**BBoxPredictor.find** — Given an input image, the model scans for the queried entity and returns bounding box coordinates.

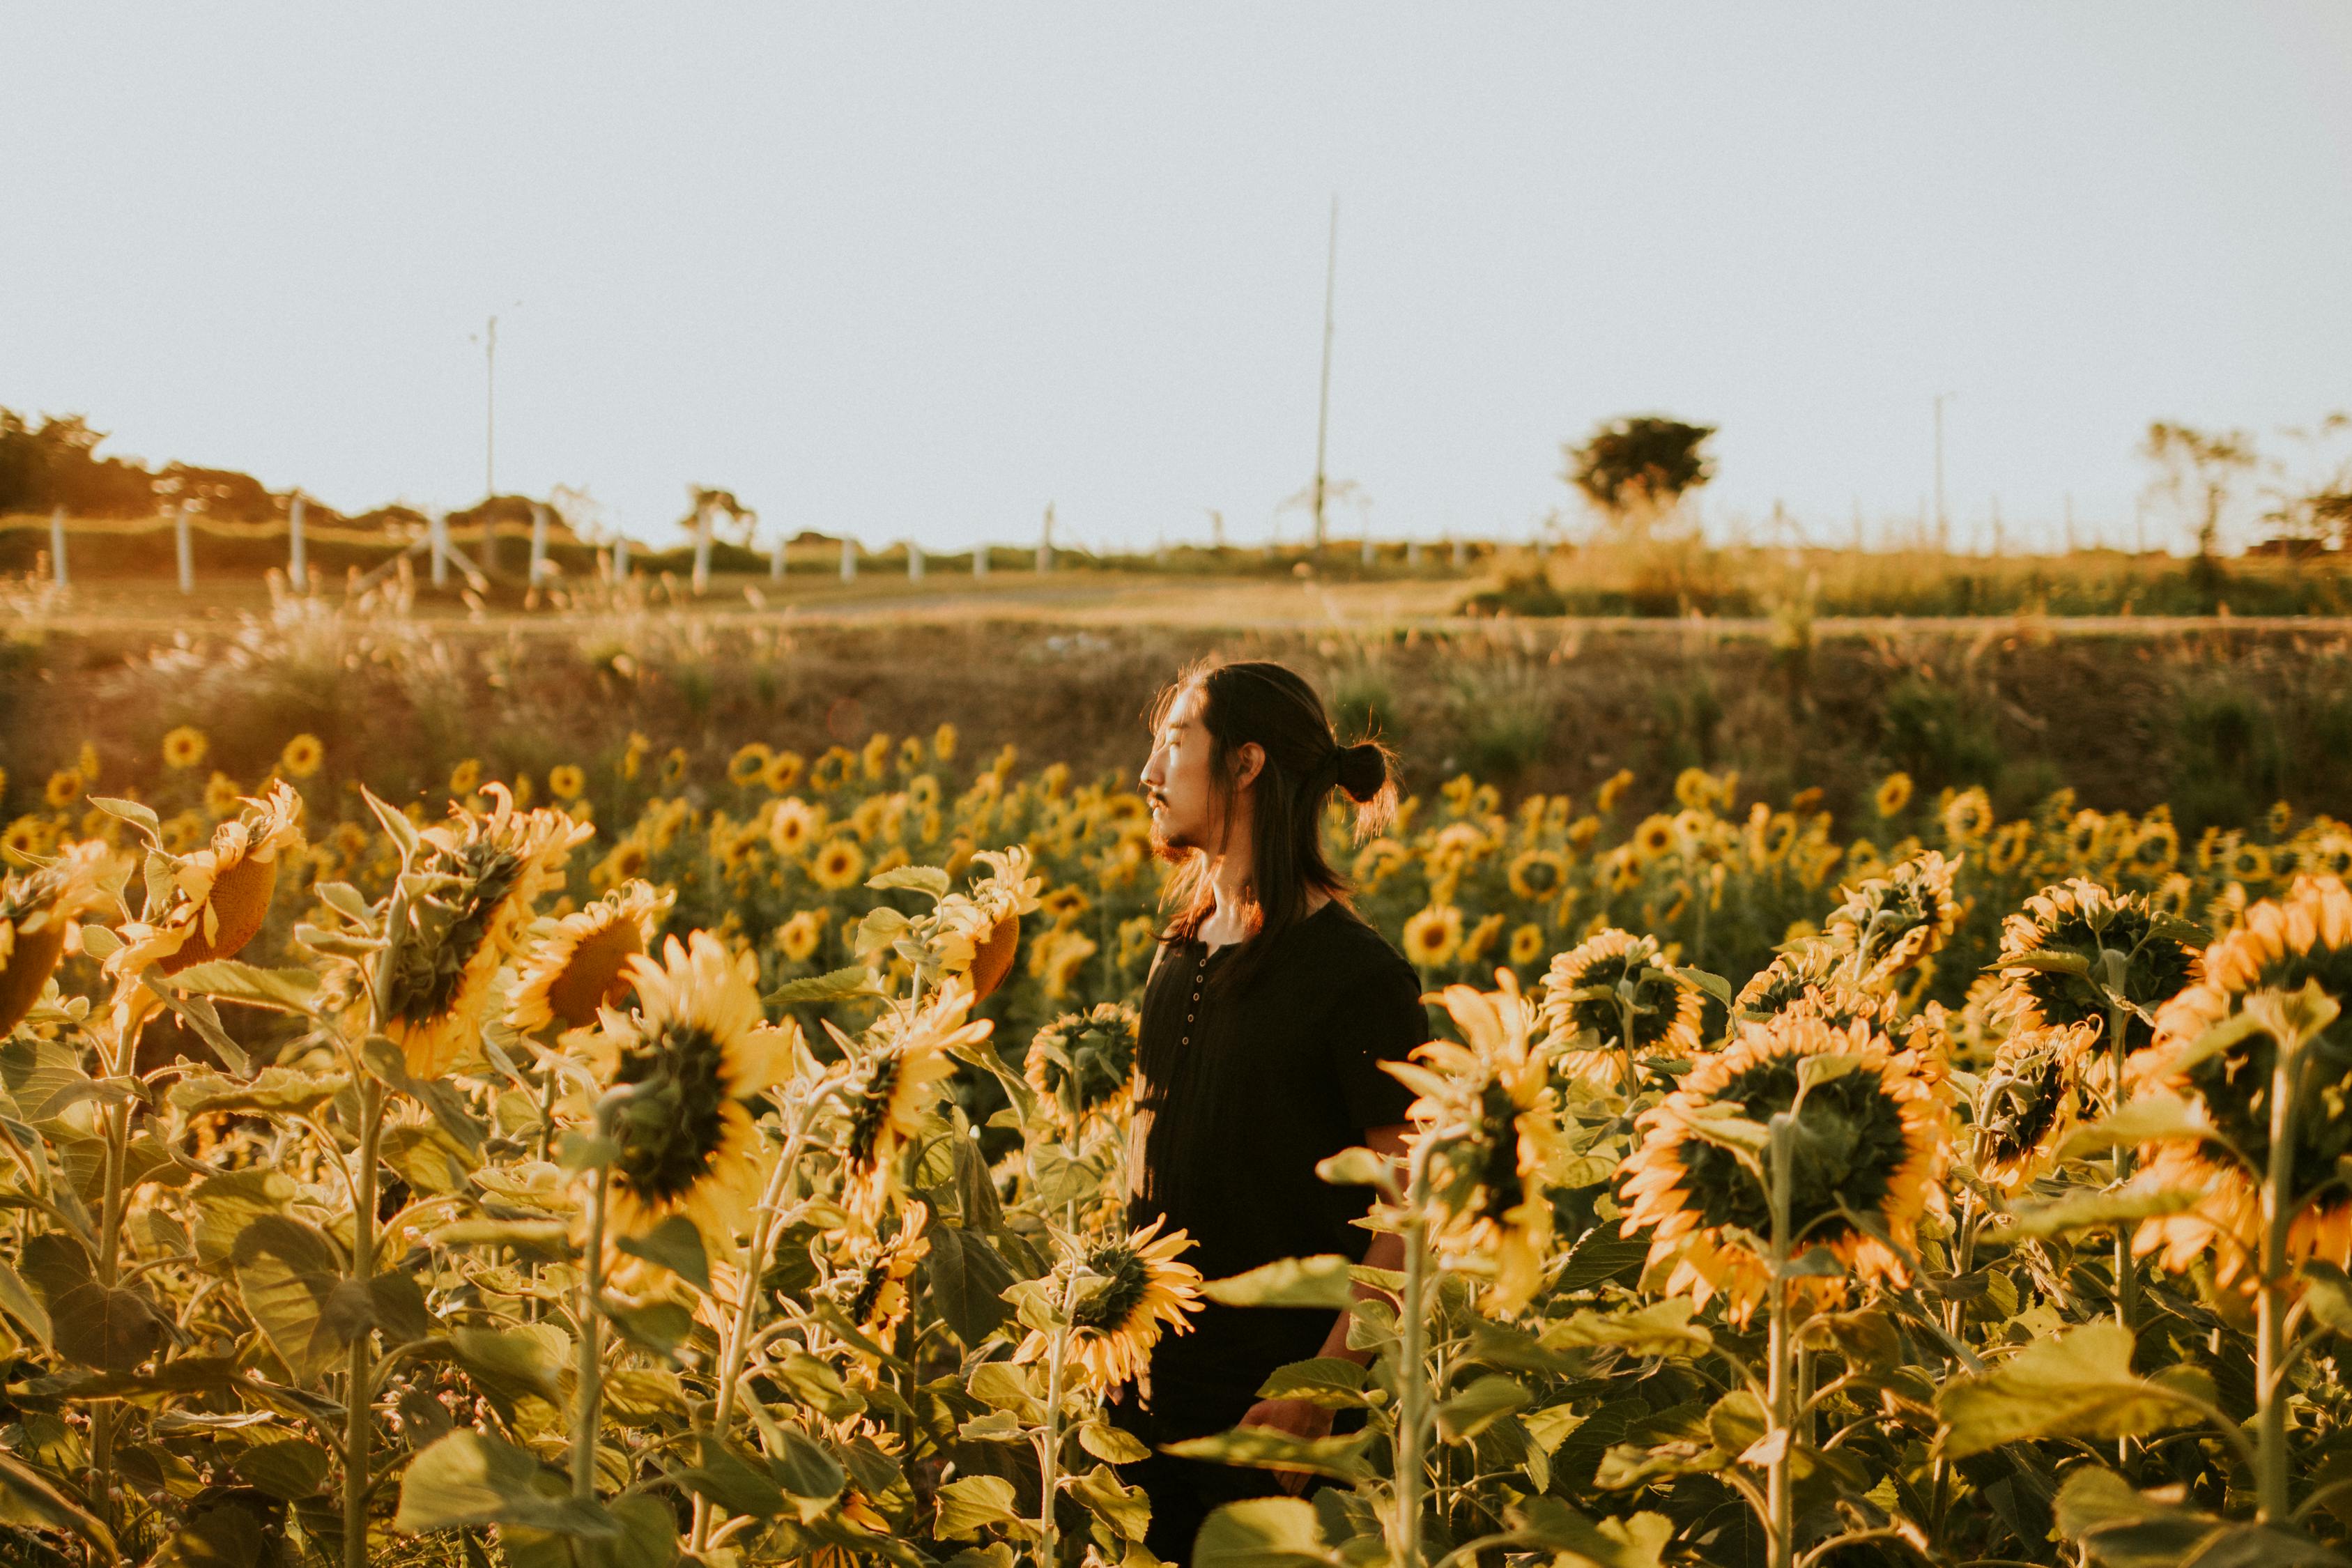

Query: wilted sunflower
[111,781,306,977]
[2130,875,2352,1291]
[1539,928,1705,1070]
[1386,972,1569,1313]
[1619,1010,1955,1324]
[1824,850,1962,987]
[381,785,594,1078]
[0,841,117,1035]
[1013,1217,1202,1401]
[507,879,675,1036]
[1734,938,1891,1031]
[1025,1001,1140,1131]
[1971,1020,2100,1190]
[1993,878,2201,1056]
[810,836,868,891]
[581,930,801,1291]
[1403,904,1464,968]
[833,976,993,1221]
[820,1199,932,1360]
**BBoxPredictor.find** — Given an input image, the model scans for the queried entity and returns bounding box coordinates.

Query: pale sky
[6,6,2350,554]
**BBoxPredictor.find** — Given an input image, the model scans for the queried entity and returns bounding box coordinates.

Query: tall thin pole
[1312,197,1338,553]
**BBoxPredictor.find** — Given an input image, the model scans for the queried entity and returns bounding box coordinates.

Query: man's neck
[1202,857,1329,951]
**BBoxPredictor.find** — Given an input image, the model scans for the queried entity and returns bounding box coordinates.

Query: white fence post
[289,495,307,585]
[49,506,67,587]
[176,503,194,594]
[974,541,988,579]
[840,537,856,581]
[1036,505,1054,573]
[428,507,449,587]
[691,504,712,595]
[529,503,550,588]
[908,541,923,583]
[769,528,787,582]
[613,534,630,581]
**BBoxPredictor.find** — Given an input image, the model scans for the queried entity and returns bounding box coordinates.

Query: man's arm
[1240,1121,1413,1492]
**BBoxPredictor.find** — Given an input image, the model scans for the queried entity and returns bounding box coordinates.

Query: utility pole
[1311,197,1338,553]
[1932,392,1954,551]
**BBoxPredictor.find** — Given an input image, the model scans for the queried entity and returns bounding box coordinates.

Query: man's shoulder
[1298,904,1416,984]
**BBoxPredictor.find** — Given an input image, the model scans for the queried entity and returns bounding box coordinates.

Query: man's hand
[1238,1396,1332,1496]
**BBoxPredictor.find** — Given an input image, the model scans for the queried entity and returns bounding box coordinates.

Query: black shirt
[1116,898,1430,1433]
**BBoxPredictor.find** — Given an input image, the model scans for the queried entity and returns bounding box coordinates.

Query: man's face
[1140,686,1223,859]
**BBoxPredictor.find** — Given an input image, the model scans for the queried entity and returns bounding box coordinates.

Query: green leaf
[1555,1232,1650,1293]
[1938,1323,2213,1459]
[1313,1147,1396,1192]
[87,794,160,842]
[2009,1184,2201,1239]
[921,1224,1017,1346]
[165,960,320,1013]
[2054,1466,2230,1568]
[1436,1374,1532,1443]
[600,1298,696,1363]
[1075,1419,1153,1464]
[382,1123,480,1196]
[1066,1464,1151,1542]
[1191,1496,1337,1568]
[1163,1427,1373,1482]
[866,866,951,898]
[393,1428,617,1537]
[0,1257,53,1348]
[615,1214,712,1293]
[20,1233,163,1376]
[2059,1096,2215,1160]
[933,1475,1021,1542]
[1992,949,2093,977]
[769,1427,848,1509]
[1665,963,1734,1008]
[2302,1262,2352,1339]
[429,1219,576,1261]
[233,1438,331,1501]
[677,1438,785,1520]
[1256,1358,1370,1410]
[1509,1496,1672,1568]
[1540,1297,1714,1359]
[769,964,882,1004]
[153,1503,265,1565]
[852,907,911,959]
[447,1325,568,1424]
[1201,1254,1355,1309]
[0,1446,118,1560]
[171,1067,348,1118]
[229,1215,350,1385]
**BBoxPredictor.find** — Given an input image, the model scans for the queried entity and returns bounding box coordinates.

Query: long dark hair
[1147,657,1399,998]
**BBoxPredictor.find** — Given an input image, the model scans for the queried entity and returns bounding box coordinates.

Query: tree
[2261,413,2352,554]
[2142,421,2256,559]
[1563,416,1716,541]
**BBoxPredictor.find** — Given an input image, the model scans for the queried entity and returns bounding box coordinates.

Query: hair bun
[1334,741,1386,801]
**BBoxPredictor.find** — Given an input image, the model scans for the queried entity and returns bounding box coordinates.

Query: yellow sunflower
[1941,787,1994,845]
[1013,1217,1202,1401]
[1351,837,1411,888]
[1506,848,1569,903]
[1539,928,1705,1068]
[659,748,689,788]
[932,722,958,763]
[579,930,803,1291]
[380,785,595,1078]
[1025,1001,1141,1131]
[1992,878,2201,1056]
[726,744,773,788]
[861,733,893,781]
[2131,875,2352,1292]
[768,797,824,859]
[1971,1020,2100,1191]
[1734,938,1892,1032]
[1387,971,1569,1314]
[1619,1009,1955,1325]
[507,879,676,1036]
[43,771,82,811]
[822,1200,932,1361]
[1874,771,1914,818]
[1459,912,1507,967]
[162,725,208,770]
[761,749,806,794]
[449,758,482,797]
[110,781,306,978]
[1985,820,2034,877]
[547,764,586,803]
[279,734,325,779]
[832,976,993,1222]
[1631,814,1677,863]
[776,909,827,964]
[1507,922,1546,967]
[1595,769,1634,815]
[1824,850,1962,987]
[1402,905,1464,968]
[810,836,868,891]
[0,842,118,1035]
[3,817,50,863]
[2228,840,2275,884]
[2130,817,2181,878]
[922,846,1044,1001]
[1033,928,1097,1001]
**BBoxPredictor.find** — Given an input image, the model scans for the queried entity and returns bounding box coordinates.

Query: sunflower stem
[88,978,148,1532]
[572,1146,610,1503]
[2106,994,2138,1339]
[1393,1138,1434,1568]
[1037,1266,1081,1568]
[343,1073,385,1568]
[1767,1110,1796,1568]
[2254,1010,2298,1525]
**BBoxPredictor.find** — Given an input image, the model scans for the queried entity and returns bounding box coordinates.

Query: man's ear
[1231,741,1265,792]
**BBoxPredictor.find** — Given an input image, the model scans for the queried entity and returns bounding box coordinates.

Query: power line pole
[1311,197,1338,553]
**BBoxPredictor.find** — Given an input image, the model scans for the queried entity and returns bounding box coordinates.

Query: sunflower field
[6,723,2352,1567]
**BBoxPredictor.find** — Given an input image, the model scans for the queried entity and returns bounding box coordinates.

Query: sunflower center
[1670,1056,1912,1246]
[546,921,645,1027]
[1073,1247,1149,1334]
[608,1021,735,1205]
[1562,957,1684,1052]
[841,1054,908,1167]
[2017,907,2194,1052]
[1981,1055,2068,1164]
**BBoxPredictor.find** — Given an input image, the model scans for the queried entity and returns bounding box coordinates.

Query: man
[1108,658,1429,1564]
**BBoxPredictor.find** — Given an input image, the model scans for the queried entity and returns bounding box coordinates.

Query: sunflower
[1034,929,1097,1001]
[951,847,1045,999]
[43,771,82,811]
[110,781,306,978]
[1734,938,1891,1031]
[2302,831,2352,881]
[762,749,806,794]
[579,930,801,1289]
[1874,772,1914,818]
[1352,837,1411,888]
[657,748,689,789]
[1941,787,1994,845]
[447,758,482,797]
[861,734,893,781]
[1539,928,1705,1064]
[162,725,208,770]
[1507,849,1569,902]
[1970,1020,2100,1191]
[1992,878,2201,1056]
[776,909,827,964]
[1631,815,1677,863]
[1387,972,1569,1314]
[833,977,993,1221]
[1013,1217,1202,1401]
[820,1200,932,1358]
[768,798,824,859]
[810,837,868,891]
[1824,850,1962,987]
[2126,875,2352,1291]
[1402,905,1464,968]
[1507,922,1546,967]
[1673,767,1716,812]
[0,842,118,1035]
[932,722,958,763]
[547,764,585,803]
[2129,817,2181,878]
[379,785,595,1078]
[727,744,773,788]
[279,734,325,779]
[1595,770,1634,815]
[810,746,856,792]
[3,817,49,863]
[1025,1001,1141,1131]
[507,880,675,1036]
[1459,912,1507,967]
[2228,840,2275,884]
[1619,1009,1955,1324]
[1985,820,2034,877]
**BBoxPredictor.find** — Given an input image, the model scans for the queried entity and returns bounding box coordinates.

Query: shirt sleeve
[1323,943,1431,1133]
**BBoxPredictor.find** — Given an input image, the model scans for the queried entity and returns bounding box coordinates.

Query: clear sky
[6,6,2349,554]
